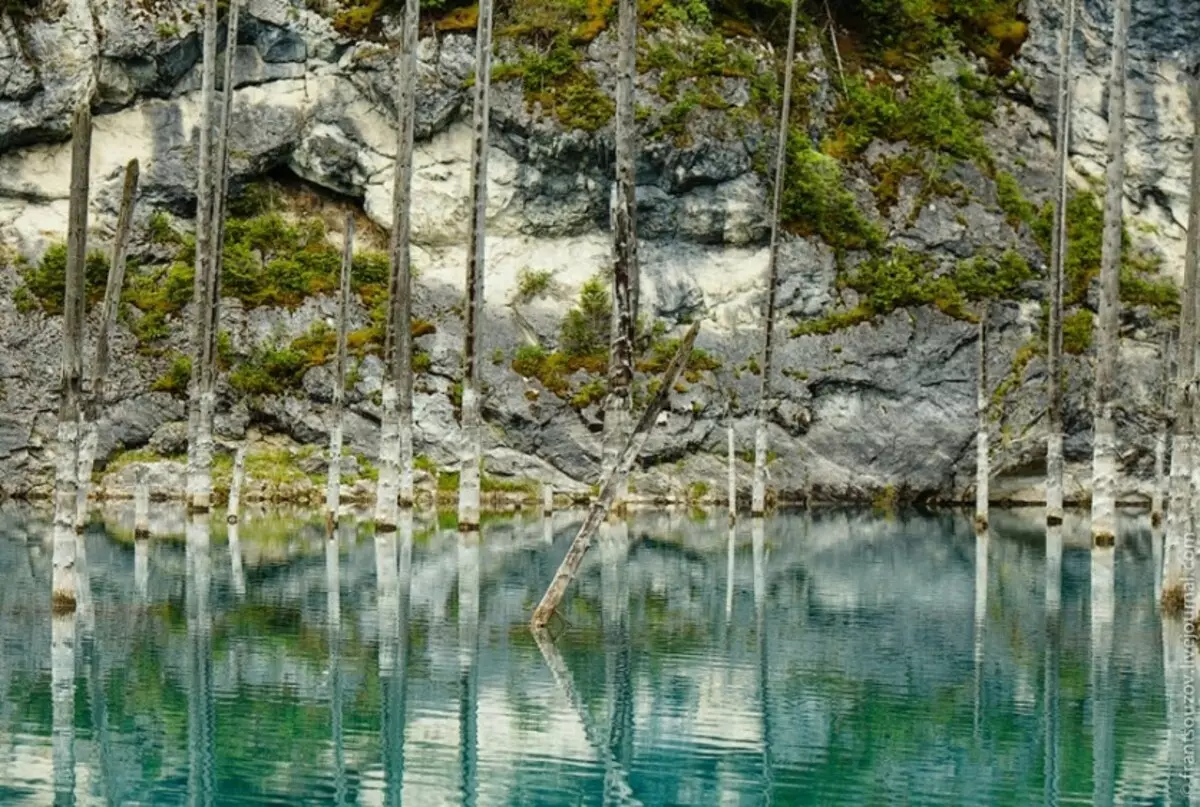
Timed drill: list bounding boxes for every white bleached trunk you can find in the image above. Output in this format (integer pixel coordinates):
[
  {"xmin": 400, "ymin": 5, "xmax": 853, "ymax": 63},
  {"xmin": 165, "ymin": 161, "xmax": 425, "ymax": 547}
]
[
  {"xmin": 328, "ymin": 219, "xmax": 354, "ymax": 524},
  {"xmin": 74, "ymin": 426, "xmax": 97, "ymax": 531},
  {"xmin": 1089, "ymin": 0, "xmax": 1131, "ymax": 547},
  {"xmin": 228, "ymin": 520, "xmax": 245, "ymax": 598},
  {"xmin": 972, "ymin": 529, "xmax": 989, "ymax": 737},
  {"xmin": 975, "ymin": 309, "xmax": 989, "ymax": 530},
  {"xmin": 375, "ymin": 381, "xmax": 400, "ymax": 530},
  {"xmin": 134, "ymin": 465, "xmax": 150, "ymax": 539},
  {"xmin": 134, "ymin": 536, "xmax": 149, "ymax": 601},
  {"xmin": 185, "ymin": 512, "xmax": 215, "ymax": 805},
  {"xmin": 752, "ymin": 0, "xmax": 799, "ymax": 518},
  {"xmin": 227, "ymin": 443, "xmax": 246, "ymax": 524},
  {"xmin": 542, "ymin": 481, "xmax": 553, "ymax": 517},
  {"xmin": 1046, "ymin": 0, "xmax": 1075, "ymax": 527},
  {"xmin": 457, "ymin": 0, "xmax": 495, "ymax": 532},
  {"xmin": 725, "ymin": 522, "xmax": 736, "ymax": 623},
  {"xmin": 727, "ymin": 422, "xmax": 737, "ymax": 521},
  {"xmin": 1153, "ymin": 427, "xmax": 1167, "ymax": 524},
  {"xmin": 1091, "ymin": 547, "xmax": 1116, "ymax": 806}
]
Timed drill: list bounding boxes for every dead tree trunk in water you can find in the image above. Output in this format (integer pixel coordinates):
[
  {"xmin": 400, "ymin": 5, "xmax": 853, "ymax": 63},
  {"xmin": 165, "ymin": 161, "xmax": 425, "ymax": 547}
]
[
  {"xmin": 752, "ymin": 0, "xmax": 799, "ymax": 517},
  {"xmin": 1152, "ymin": 334, "xmax": 1172, "ymax": 527},
  {"xmin": 227, "ymin": 444, "xmax": 246, "ymax": 524},
  {"xmin": 600, "ymin": 0, "xmax": 639, "ymax": 513},
  {"xmin": 376, "ymin": 0, "xmax": 421, "ymax": 530},
  {"xmin": 531, "ymin": 322, "xmax": 701, "ymax": 631},
  {"xmin": 53, "ymin": 103, "xmax": 92, "ymax": 612},
  {"xmin": 76, "ymin": 159, "xmax": 139, "ymax": 529},
  {"xmin": 1046, "ymin": 0, "xmax": 1075, "ymax": 527},
  {"xmin": 186, "ymin": 0, "xmax": 219, "ymax": 512},
  {"xmin": 975, "ymin": 307, "xmax": 990, "ymax": 532},
  {"xmin": 1089, "ymin": 0, "xmax": 1131, "ymax": 547},
  {"xmin": 727, "ymin": 416, "xmax": 737, "ymax": 523},
  {"xmin": 328, "ymin": 216, "xmax": 354, "ymax": 527},
  {"xmin": 458, "ymin": 0, "xmax": 495, "ymax": 531},
  {"xmin": 1163, "ymin": 74, "xmax": 1200, "ymax": 611}
]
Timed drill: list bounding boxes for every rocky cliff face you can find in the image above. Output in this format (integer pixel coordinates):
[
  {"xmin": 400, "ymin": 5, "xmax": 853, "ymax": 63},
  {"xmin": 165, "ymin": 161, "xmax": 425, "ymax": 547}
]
[{"xmin": 0, "ymin": 0, "xmax": 1192, "ymax": 504}]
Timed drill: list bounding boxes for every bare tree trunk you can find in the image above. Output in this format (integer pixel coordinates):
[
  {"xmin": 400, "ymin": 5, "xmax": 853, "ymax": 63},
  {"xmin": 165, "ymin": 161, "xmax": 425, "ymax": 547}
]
[
  {"xmin": 377, "ymin": 0, "xmax": 420, "ymax": 529},
  {"xmin": 542, "ymin": 481, "xmax": 553, "ymax": 517},
  {"xmin": 531, "ymin": 322, "xmax": 700, "ymax": 630},
  {"xmin": 186, "ymin": 0, "xmax": 219, "ymax": 512},
  {"xmin": 1046, "ymin": 0, "xmax": 1075, "ymax": 528},
  {"xmin": 1090, "ymin": 547, "xmax": 1116, "ymax": 806},
  {"xmin": 727, "ymin": 419, "xmax": 737, "ymax": 522},
  {"xmin": 329, "ymin": 216, "xmax": 354, "ymax": 526},
  {"xmin": 1153, "ymin": 335, "xmax": 1172, "ymax": 527},
  {"xmin": 227, "ymin": 444, "xmax": 246, "ymax": 524},
  {"xmin": 752, "ymin": 0, "xmax": 799, "ymax": 518},
  {"xmin": 1164, "ymin": 79, "xmax": 1200, "ymax": 610},
  {"xmin": 601, "ymin": 0, "xmax": 640, "ymax": 514},
  {"xmin": 53, "ymin": 102, "xmax": 92, "ymax": 612},
  {"xmin": 975, "ymin": 307, "xmax": 990, "ymax": 532},
  {"xmin": 972, "ymin": 529, "xmax": 988, "ymax": 737},
  {"xmin": 51, "ymin": 606, "xmax": 76, "ymax": 803},
  {"xmin": 76, "ymin": 159, "xmax": 139, "ymax": 529},
  {"xmin": 458, "ymin": 0, "xmax": 495, "ymax": 532},
  {"xmin": 1089, "ymin": 0, "xmax": 1131, "ymax": 548},
  {"xmin": 134, "ymin": 464, "xmax": 150, "ymax": 540}
]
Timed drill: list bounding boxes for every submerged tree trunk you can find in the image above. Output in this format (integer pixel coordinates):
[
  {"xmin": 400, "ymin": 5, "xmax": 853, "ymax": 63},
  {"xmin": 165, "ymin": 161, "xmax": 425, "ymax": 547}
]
[
  {"xmin": 531, "ymin": 322, "xmax": 701, "ymax": 630},
  {"xmin": 600, "ymin": 0, "xmax": 640, "ymax": 514},
  {"xmin": 1091, "ymin": 547, "xmax": 1116, "ymax": 805},
  {"xmin": 542, "ymin": 481, "xmax": 554, "ymax": 517},
  {"xmin": 329, "ymin": 216, "xmax": 354, "ymax": 527},
  {"xmin": 1089, "ymin": 0, "xmax": 1132, "ymax": 547},
  {"xmin": 51, "ymin": 604, "xmax": 76, "ymax": 804},
  {"xmin": 1046, "ymin": 0, "xmax": 1075, "ymax": 527},
  {"xmin": 975, "ymin": 307, "xmax": 990, "ymax": 532},
  {"xmin": 752, "ymin": 0, "xmax": 799, "ymax": 517},
  {"xmin": 457, "ymin": 0, "xmax": 495, "ymax": 531},
  {"xmin": 76, "ymin": 159, "xmax": 139, "ymax": 529},
  {"xmin": 377, "ymin": 0, "xmax": 420, "ymax": 529},
  {"xmin": 134, "ymin": 464, "xmax": 151, "ymax": 540},
  {"xmin": 186, "ymin": 0, "xmax": 219, "ymax": 512},
  {"xmin": 53, "ymin": 103, "xmax": 92, "ymax": 612},
  {"xmin": 227, "ymin": 444, "xmax": 246, "ymax": 524},
  {"xmin": 727, "ymin": 419, "xmax": 737, "ymax": 522},
  {"xmin": 1163, "ymin": 75, "xmax": 1200, "ymax": 610}
]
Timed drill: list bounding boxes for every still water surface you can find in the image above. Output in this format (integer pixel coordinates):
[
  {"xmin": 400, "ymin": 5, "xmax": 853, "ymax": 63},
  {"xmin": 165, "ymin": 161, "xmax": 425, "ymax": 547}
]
[{"xmin": 0, "ymin": 506, "xmax": 1188, "ymax": 805}]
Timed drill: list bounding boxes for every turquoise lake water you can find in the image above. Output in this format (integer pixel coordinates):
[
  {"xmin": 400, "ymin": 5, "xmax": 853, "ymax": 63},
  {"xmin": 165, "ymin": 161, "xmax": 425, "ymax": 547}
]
[{"xmin": 0, "ymin": 506, "xmax": 1190, "ymax": 805}]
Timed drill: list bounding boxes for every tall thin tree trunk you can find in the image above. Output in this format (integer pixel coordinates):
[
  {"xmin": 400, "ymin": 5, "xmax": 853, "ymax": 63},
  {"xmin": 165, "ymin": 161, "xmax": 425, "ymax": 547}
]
[
  {"xmin": 134, "ymin": 464, "xmax": 150, "ymax": 540},
  {"xmin": 76, "ymin": 159, "xmax": 139, "ymax": 529},
  {"xmin": 53, "ymin": 102, "xmax": 92, "ymax": 612},
  {"xmin": 227, "ymin": 443, "xmax": 246, "ymax": 524},
  {"xmin": 329, "ymin": 216, "xmax": 354, "ymax": 527},
  {"xmin": 51, "ymin": 605, "xmax": 76, "ymax": 804},
  {"xmin": 601, "ymin": 0, "xmax": 640, "ymax": 514},
  {"xmin": 377, "ymin": 0, "xmax": 420, "ymax": 529},
  {"xmin": 185, "ymin": 514, "xmax": 215, "ymax": 805},
  {"xmin": 1089, "ymin": 0, "xmax": 1131, "ymax": 547},
  {"xmin": 975, "ymin": 307, "xmax": 990, "ymax": 532},
  {"xmin": 1163, "ymin": 76, "xmax": 1200, "ymax": 609},
  {"xmin": 186, "ymin": 0, "xmax": 219, "ymax": 511},
  {"xmin": 752, "ymin": 0, "xmax": 799, "ymax": 517},
  {"xmin": 1090, "ymin": 547, "xmax": 1116, "ymax": 806},
  {"xmin": 1152, "ymin": 335, "xmax": 1172, "ymax": 526},
  {"xmin": 458, "ymin": 0, "xmax": 495, "ymax": 532},
  {"xmin": 531, "ymin": 322, "xmax": 700, "ymax": 630},
  {"xmin": 1046, "ymin": 0, "xmax": 1075, "ymax": 527},
  {"xmin": 727, "ymin": 419, "xmax": 737, "ymax": 522}
]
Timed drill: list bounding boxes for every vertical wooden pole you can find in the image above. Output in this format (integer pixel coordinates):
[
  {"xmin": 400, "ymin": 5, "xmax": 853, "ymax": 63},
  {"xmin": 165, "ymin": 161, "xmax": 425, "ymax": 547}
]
[
  {"xmin": 1089, "ymin": 0, "xmax": 1132, "ymax": 547},
  {"xmin": 227, "ymin": 444, "xmax": 246, "ymax": 524},
  {"xmin": 329, "ymin": 216, "xmax": 354, "ymax": 526},
  {"xmin": 975, "ymin": 307, "xmax": 990, "ymax": 532},
  {"xmin": 727, "ymin": 420, "xmax": 736, "ymax": 522},
  {"xmin": 458, "ymin": 0, "xmax": 495, "ymax": 531},
  {"xmin": 1046, "ymin": 0, "xmax": 1075, "ymax": 528},
  {"xmin": 752, "ymin": 0, "xmax": 799, "ymax": 517},
  {"xmin": 53, "ymin": 102, "xmax": 92, "ymax": 612}
]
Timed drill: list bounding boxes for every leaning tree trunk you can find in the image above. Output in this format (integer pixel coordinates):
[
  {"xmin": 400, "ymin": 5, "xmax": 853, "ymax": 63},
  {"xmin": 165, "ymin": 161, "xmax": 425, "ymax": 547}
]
[
  {"xmin": 1089, "ymin": 0, "xmax": 1131, "ymax": 548},
  {"xmin": 457, "ymin": 0, "xmax": 495, "ymax": 532},
  {"xmin": 328, "ymin": 215, "xmax": 354, "ymax": 527},
  {"xmin": 1165, "ymin": 74, "xmax": 1200, "ymax": 612},
  {"xmin": 531, "ymin": 321, "xmax": 701, "ymax": 630},
  {"xmin": 76, "ymin": 159, "xmax": 139, "ymax": 530},
  {"xmin": 600, "ymin": 0, "xmax": 640, "ymax": 514},
  {"xmin": 752, "ymin": 0, "xmax": 799, "ymax": 517},
  {"xmin": 976, "ymin": 307, "xmax": 990, "ymax": 532},
  {"xmin": 1046, "ymin": 0, "xmax": 1075, "ymax": 527},
  {"xmin": 376, "ymin": 0, "xmax": 420, "ymax": 529},
  {"xmin": 186, "ymin": 0, "xmax": 219, "ymax": 512},
  {"xmin": 52, "ymin": 103, "xmax": 92, "ymax": 613}
]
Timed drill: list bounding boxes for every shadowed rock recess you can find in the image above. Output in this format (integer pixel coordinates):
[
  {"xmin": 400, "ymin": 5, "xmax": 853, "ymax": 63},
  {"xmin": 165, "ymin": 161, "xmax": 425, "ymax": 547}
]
[{"xmin": 0, "ymin": 0, "xmax": 1193, "ymax": 505}]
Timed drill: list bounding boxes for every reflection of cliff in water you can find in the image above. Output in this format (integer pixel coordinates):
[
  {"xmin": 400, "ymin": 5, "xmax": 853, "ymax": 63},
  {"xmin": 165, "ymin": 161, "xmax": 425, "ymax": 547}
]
[{"xmin": 0, "ymin": 506, "xmax": 1175, "ymax": 804}]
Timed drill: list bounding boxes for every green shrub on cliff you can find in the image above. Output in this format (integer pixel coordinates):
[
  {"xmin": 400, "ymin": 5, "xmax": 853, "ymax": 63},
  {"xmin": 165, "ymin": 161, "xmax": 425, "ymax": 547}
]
[{"xmin": 14, "ymin": 243, "xmax": 111, "ymax": 315}]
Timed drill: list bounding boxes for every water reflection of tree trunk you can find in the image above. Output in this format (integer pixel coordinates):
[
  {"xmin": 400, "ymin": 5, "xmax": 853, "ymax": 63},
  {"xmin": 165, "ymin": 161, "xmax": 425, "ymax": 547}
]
[
  {"xmin": 377, "ymin": 524, "xmax": 405, "ymax": 807},
  {"xmin": 51, "ymin": 598, "xmax": 76, "ymax": 805},
  {"xmin": 753, "ymin": 518, "xmax": 772, "ymax": 805},
  {"xmin": 328, "ymin": 521, "xmax": 346, "ymax": 806},
  {"xmin": 134, "ymin": 537, "xmax": 149, "ymax": 602},
  {"xmin": 186, "ymin": 514, "xmax": 215, "ymax": 807},
  {"xmin": 725, "ymin": 523, "xmax": 736, "ymax": 625},
  {"xmin": 1044, "ymin": 525, "xmax": 1062, "ymax": 807},
  {"xmin": 601, "ymin": 522, "xmax": 635, "ymax": 804},
  {"xmin": 1163, "ymin": 616, "xmax": 1187, "ymax": 803},
  {"xmin": 458, "ymin": 531, "xmax": 480, "ymax": 807},
  {"xmin": 1090, "ymin": 548, "xmax": 1115, "ymax": 807},
  {"xmin": 973, "ymin": 529, "xmax": 989, "ymax": 740},
  {"xmin": 228, "ymin": 521, "xmax": 245, "ymax": 599}
]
